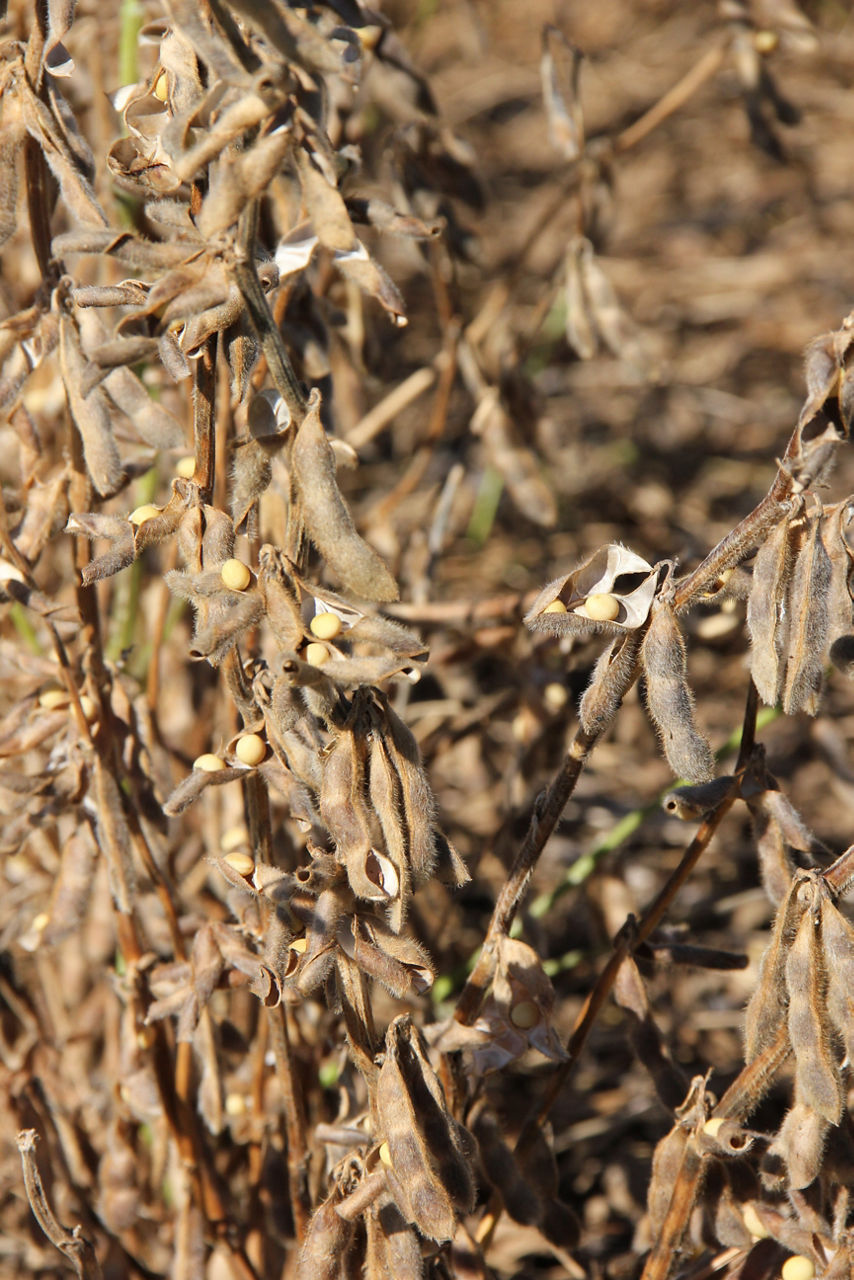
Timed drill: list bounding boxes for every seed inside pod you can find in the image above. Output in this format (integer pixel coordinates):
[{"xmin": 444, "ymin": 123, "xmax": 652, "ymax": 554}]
[
  {"xmin": 741, "ymin": 1203, "xmax": 769, "ymax": 1241},
  {"xmin": 193, "ymin": 753, "xmax": 227, "ymax": 772},
  {"xmin": 702, "ymin": 1117, "xmax": 724, "ymax": 1139},
  {"xmin": 582, "ymin": 593, "xmax": 620, "ymax": 622},
  {"xmin": 152, "ymin": 69, "xmax": 169, "ymax": 101},
  {"xmin": 175, "ymin": 456, "xmax": 195, "ymax": 479},
  {"xmin": 0, "ymin": 559, "xmax": 26, "ymax": 584},
  {"xmin": 542, "ymin": 599, "xmax": 567, "ymax": 614},
  {"xmin": 543, "ymin": 682, "xmax": 568, "ymax": 711},
  {"xmin": 289, "ymin": 936, "xmax": 308, "ymax": 954},
  {"xmin": 129, "ymin": 504, "xmax": 161, "ymax": 526},
  {"xmin": 221, "ymin": 559, "xmax": 252, "ymax": 591},
  {"xmin": 310, "ymin": 611, "xmax": 342, "ymax": 640},
  {"xmin": 510, "ymin": 1000, "xmax": 539, "ymax": 1029},
  {"xmin": 781, "ymin": 1258, "xmax": 815, "ymax": 1280},
  {"xmin": 223, "ymin": 851, "xmax": 255, "ymax": 876},
  {"xmin": 235, "ymin": 734, "xmax": 266, "ymax": 766},
  {"xmin": 78, "ymin": 694, "xmax": 98, "ymax": 722},
  {"xmin": 39, "ymin": 688, "xmax": 71, "ymax": 710},
  {"xmin": 305, "ymin": 642, "xmax": 330, "ymax": 666},
  {"xmin": 378, "ymin": 1141, "xmax": 392, "ymax": 1167},
  {"xmin": 221, "ymin": 826, "xmax": 248, "ymax": 853}
]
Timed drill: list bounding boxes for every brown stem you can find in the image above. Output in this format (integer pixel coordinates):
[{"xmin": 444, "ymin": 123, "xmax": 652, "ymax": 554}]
[
  {"xmin": 234, "ymin": 204, "xmax": 307, "ymax": 425},
  {"xmin": 520, "ymin": 775, "xmax": 741, "ymax": 1138},
  {"xmin": 268, "ymin": 1005, "xmax": 311, "ymax": 1241},
  {"xmin": 641, "ymin": 1025, "xmax": 792, "ymax": 1280},
  {"xmin": 614, "ymin": 42, "xmax": 727, "ymax": 154},
  {"xmin": 193, "ymin": 337, "xmax": 217, "ymax": 507},
  {"xmin": 454, "ymin": 726, "xmax": 595, "ymax": 1025},
  {"xmin": 17, "ymin": 1129, "xmax": 103, "ymax": 1280}
]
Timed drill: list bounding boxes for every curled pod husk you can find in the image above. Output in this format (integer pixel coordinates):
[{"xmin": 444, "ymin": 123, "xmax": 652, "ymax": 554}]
[
  {"xmin": 641, "ymin": 598, "xmax": 714, "ymax": 783},
  {"xmin": 377, "ymin": 1015, "xmax": 475, "ymax": 1242},
  {"xmin": 525, "ymin": 544, "xmax": 658, "ymax": 639}
]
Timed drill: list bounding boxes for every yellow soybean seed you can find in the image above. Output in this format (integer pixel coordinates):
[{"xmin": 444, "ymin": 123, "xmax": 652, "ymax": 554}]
[
  {"xmin": 510, "ymin": 1000, "xmax": 539, "ymax": 1029},
  {"xmin": 194, "ymin": 753, "xmax": 227, "ymax": 772},
  {"xmin": 741, "ymin": 1203, "xmax": 768, "ymax": 1240},
  {"xmin": 305, "ymin": 642, "xmax": 330, "ymax": 666},
  {"xmin": 235, "ymin": 734, "xmax": 266, "ymax": 766},
  {"xmin": 543, "ymin": 682, "xmax": 568, "ymax": 712},
  {"xmin": 583, "ymin": 593, "xmax": 620, "ymax": 622},
  {"xmin": 0, "ymin": 559, "xmax": 26, "ymax": 584},
  {"xmin": 310, "ymin": 611, "xmax": 342, "ymax": 640},
  {"xmin": 221, "ymin": 825, "xmax": 248, "ymax": 853},
  {"xmin": 781, "ymin": 1258, "xmax": 815, "ymax": 1280},
  {"xmin": 39, "ymin": 688, "xmax": 71, "ymax": 710},
  {"xmin": 129, "ymin": 504, "xmax": 161, "ymax": 526},
  {"xmin": 175, "ymin": 455, "xmax": 196, "ymax": 479},
  {"xmin": 152, "ymin": 69, "xmax": 169, "ymax": 101},
  {"xmin": 220, "ymin": 559, "xmax": 252, "ymax": 591},
  {"xmin": 224, "ymin": 1093, "xmax": 247, "ymax": 1117},
  {"xmin": 542, "ymin": 599, "xmax": 567, "ymax": 614},
  {"xmin": 378, "ymin": 1141, "xmax": 392, "ymax": 1167},
  {"xmin": 753, "ymin": 29, "xmax": 778, "ymax": 54},
  {"xmin": 78, "ymin": 694, "xmax": 98, "ymax": 722},
  {"xmin": 702, "ymin": 1117, "xmax": 724, "ymax": 1139},
  {"xmin": 289, "ymin": 937, "xmax": 308, "ymax": 954},
  {"xmin": 223, "ymin": 851, "xmax": 255, "ymax": 876}
]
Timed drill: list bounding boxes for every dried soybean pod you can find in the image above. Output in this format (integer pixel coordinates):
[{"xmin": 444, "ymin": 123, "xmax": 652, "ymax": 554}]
[
  {"xmin": 377, "ymin": 1016, "xmax": 474, "ymax": 1242},
  {"xmin": 380, "ymin": 699, "xmax": 438, "ymax": 886},
  {"xmin": 58, "ymin": 307, "xmax": 125, "ymax": 497},
  {"xmin": 747, "ymin": 791, "xmax": 798, "ymax": 908},
  {"xmin": 768, "ymin": 1101, "xmax": 828, "ymax": 1191},
  {"xmin": 747, "ymin": 511, "xmax": 801, "ymax": 706},
  {"xmin": 297, "ymin": 1192, "xmax": 355, "ymax": 1280},
  {"xmin": 291, "ymin": 391, "xmax": 399, "ymax": 602},
  {"xmin": 781, "ymin": 512, "xmax": 832, "ymax": 713},
  {"xmin": 785, "ymin": 898, "xmax": 842, "ymax": 1124},
  {"xmin": 320, "ymin": 731, "xmax": 385, "ymax": 902},
  {"xmin": 641, "ymin": 599, "xmax": 714, "ymax": 783},
  {"xmin": 578, "ymin": 627, "xmax": 644, "ymax": 737},
  {"xmin": 365, "ymin": 1201, "xmax": 425, "ymax": 1280},
  {"xmin": 368, "ymin": 733, "xmax": 410, "ymax": 931},
  {"xmin": 819, "ymin": 899, "xmax": 854, "ymax": 1069},
  {"xmin": 257, "ymin": 545, "xmax": 304, "ymax": 650},
  {"xmin": 744, "ymin": 879, "xmax": 804, "ymax": 1060},
  {"xmin": 646, "ymin": 1119, "xmax": 691, "ymax": 1240},
  {"xmin": 319, "ymin": 732, "xmax": 371, "ymax": 861}
]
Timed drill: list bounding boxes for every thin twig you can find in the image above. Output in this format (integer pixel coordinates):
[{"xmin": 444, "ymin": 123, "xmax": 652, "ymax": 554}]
[{"xmin": 17, "ymin": 1130, "xmax": 103, "ymax": 1280}]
